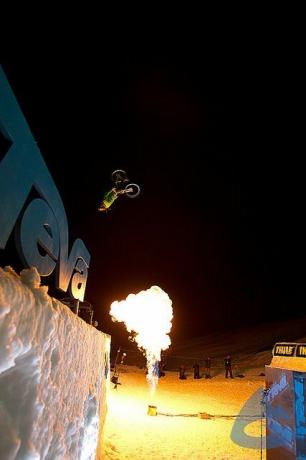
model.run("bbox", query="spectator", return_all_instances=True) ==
[193,362,200,379]
[224,355,233,379]
[205,357,211,378]
[159,359,166,377]
[179,365,187,380]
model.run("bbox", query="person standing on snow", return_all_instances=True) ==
[179,365,187,380]
[193,362,200,379]
[224,355,233,379]
[204,356,211,378]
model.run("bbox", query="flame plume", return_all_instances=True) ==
[110,286,173,394]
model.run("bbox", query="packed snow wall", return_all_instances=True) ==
[0,266,110,460]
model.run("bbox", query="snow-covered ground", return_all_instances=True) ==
[99,317,306,460]
[0,266,110,460]
[2,263,305,459]
[100,364,266,459]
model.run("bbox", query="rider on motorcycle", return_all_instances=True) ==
[98,170,140,212]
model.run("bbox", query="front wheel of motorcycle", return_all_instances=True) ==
[125,183,140,198]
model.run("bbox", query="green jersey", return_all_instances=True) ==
[102,189,118,209]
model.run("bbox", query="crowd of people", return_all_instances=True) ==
[179,355,234,380]
[111,349,238,383]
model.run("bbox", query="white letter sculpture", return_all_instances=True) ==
[0,66,90,301]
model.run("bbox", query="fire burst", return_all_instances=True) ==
[110,286,173,394]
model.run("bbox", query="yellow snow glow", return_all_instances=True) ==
[110,286,173,394]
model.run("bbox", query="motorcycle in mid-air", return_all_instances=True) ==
[98,170,141,212]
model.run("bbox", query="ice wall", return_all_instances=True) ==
[0,266,110,460]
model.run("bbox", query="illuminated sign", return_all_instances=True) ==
[273,343,296,357]
[0,66,90,301]
[296,345,306,358]
[273,343,306,358]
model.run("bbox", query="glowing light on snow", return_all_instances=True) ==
[110,286,173,394]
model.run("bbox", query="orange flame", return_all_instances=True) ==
[110,286,173,394]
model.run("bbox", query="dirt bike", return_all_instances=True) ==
[98,170,140,212]
[111,169,140,198]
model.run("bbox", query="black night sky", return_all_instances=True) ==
[1,51,305,346]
